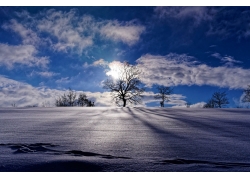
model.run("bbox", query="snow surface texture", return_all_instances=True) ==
[1,107,250,172]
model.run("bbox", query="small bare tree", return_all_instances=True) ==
[103,62,144,107]
[154,85,173,107]
[77,93,87,107]
[62,94,68,106]
[11,102,16,107]
[204,91,229,108]
[242,85,250,103]
[203,99,215,108]
[67,88,77,106]
[212,91,229,108]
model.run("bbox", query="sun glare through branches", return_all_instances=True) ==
[106,61,124,80]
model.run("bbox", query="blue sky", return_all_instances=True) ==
[1,5,250,107]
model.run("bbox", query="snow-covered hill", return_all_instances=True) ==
[1,107,250,172]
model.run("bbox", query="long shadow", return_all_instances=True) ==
[219,108,250,114]
[0,143,131,160]
[124,108,186,140]
[2,160,103,172]
[134,108,250,143]
[157,158,250,168]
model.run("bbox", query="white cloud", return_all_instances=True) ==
[0,75,61,107]
[0,75,113,107]
[55,77,70,84]
[154,7,214,25]
[93,59,109,67]
[0,43,49,69]
[3,9,146,55]
[190,102,206,108]
[211,52,221,59]
[99,20,145,46]
[233,93,250,108]
[171,102,206,108]
[211,53,242,66]
[2,19,40,45]
[83,59,109,69]
[37,9,93,54]
[221,56,241,64]
[136,53,250,89]
[30,70,60,78]
[206,8,250,39]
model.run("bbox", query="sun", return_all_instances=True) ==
[106,61,123,79]
[107,69,120,79]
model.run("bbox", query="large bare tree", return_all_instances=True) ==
[154,85,173,107]
[103,62,144,107]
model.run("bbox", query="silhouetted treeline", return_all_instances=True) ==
[55,88,94,107]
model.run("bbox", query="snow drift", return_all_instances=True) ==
[0,107,250,172]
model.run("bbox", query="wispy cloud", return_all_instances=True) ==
[0,43,49,69]
[0,76,116,107]
[2,9,146,55]
[211,53,242,66]
[154,7,214,25]
[92,59,109,67]
[206,8,250,39]
[136,53,250,89]
[30,70,60,78]
[172,102,206,108]
[2,19,40,45]
[83,59,109,69]
[37,9,93,54]
[99,20,145,46]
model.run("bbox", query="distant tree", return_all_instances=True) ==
[242,85,250,103]
[185,102,191,108]
[212,91,229,108]
[203,99,215,108]
[61,94,68,106]
[56,89,94,107]
[86,100,95,107]
[77,93,87,107]
[67,88,77,106]
[103,62,144,107]
[11,102,16,107]
[42,101,50,107]
[203,91,229,108]
[154,86,173,107]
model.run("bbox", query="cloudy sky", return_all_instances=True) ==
[1,5,250,107]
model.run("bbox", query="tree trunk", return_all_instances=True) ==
[123,99,127,107]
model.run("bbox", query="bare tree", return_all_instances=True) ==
[77,93,87,106]
[212,91,229,108]
[62,94,68,106]
[56,90,94,107]
[204,91,229,108]
[203,99,215,108]
[103,62,144,107]
[242,85,250,103]
[154,85,173,107]
[67,88,77,106]
[86,100,95,107]
[11,102,16,107]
